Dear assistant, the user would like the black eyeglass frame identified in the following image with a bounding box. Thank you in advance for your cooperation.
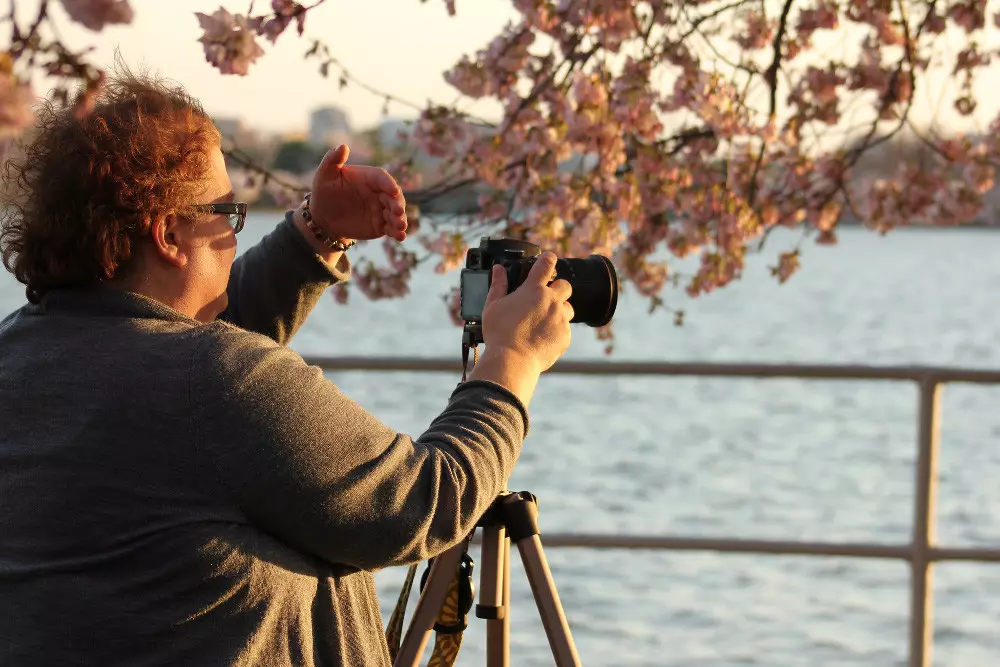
[192,202,248,233]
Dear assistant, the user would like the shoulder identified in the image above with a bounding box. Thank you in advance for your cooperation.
[187,320,320,393]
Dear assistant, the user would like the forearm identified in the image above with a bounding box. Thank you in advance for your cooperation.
[193,331,529,571]
[467,347,542,410]
[219,212,349,344]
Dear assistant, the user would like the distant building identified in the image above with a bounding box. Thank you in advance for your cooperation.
[377,118,410,149]
[308,107,352,149]
[212,117,242,142]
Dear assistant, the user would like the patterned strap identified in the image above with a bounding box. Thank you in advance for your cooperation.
[385,550,473,667]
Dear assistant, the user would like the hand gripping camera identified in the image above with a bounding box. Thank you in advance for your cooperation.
[459,237,619,348]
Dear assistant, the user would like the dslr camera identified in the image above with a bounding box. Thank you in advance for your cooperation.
[459,237,619,346]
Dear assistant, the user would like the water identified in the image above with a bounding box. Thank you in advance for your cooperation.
[2,215,998,666]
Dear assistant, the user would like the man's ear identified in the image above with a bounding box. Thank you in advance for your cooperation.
[149,213,188,269]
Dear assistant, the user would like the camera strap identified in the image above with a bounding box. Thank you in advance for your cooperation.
[385,340,480,666]
[460,332,478,382]
[385,534,476,667]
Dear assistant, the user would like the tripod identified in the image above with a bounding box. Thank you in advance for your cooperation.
[392,491,581,667]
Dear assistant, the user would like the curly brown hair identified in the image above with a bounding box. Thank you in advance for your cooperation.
[1,65,221,303]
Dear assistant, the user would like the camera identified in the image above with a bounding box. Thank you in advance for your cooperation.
[459,237,619,346]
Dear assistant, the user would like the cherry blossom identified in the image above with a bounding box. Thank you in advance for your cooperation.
[59,0,133,32]
[0,65,35,139]
[253,0,308,43]
[196,8,265,76]
[420,232,467,274]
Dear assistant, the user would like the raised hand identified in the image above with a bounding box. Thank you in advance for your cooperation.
[308,144,408,243]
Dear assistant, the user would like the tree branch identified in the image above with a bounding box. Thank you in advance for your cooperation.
[746,0,795,205]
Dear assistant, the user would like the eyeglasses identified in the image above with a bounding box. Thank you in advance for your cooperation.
[192,202,248,233]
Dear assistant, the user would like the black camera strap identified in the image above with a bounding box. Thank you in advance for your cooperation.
[459,341,479,384]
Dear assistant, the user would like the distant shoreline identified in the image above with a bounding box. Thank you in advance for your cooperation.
[245,205,1000,231]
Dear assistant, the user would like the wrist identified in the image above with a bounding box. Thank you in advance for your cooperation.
[292,196,354,264]
[467,346,541,409]
[299,193,356,252]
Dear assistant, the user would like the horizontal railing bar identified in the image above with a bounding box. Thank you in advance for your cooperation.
[473,533,912,559]
[930,546,1000,562]
[466,534,1000,562]
[304,357,1000,384]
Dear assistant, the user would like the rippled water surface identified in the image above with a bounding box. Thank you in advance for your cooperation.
[3,216,998,666]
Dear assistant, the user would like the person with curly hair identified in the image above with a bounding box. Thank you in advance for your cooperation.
[0,65,574,667]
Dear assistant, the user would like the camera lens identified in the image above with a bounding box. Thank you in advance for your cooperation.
[556,255,619,327]
[510,254,619,327]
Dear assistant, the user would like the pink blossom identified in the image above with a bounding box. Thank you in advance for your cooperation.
[196,8,266,76]
[420,232,467,274]
[567,206,626,258]
[770,251,800,284]
[526,213,567,248]
[872,11,905,46]
[331,283,349,305]
[382,238,419,273]
[735,11,774,50]
[812,201,841,232]
[60,0,133,32]
[925,9,947,34]
[796,1,838,39]
[0,71,35,138]
[847,37,892,98]
[444,26,533,99]
[413,106,472,158]
[254,0,307,43]
[948,1,986,32]
[381,157,424,191]
[444,287,463,326]
[513,0,558,32]
[353,259,411,300]
[615,253,668,298]
[610,58,663,142]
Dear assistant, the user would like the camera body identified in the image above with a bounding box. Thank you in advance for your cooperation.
[459,236,619,347]
[460,238,541,324]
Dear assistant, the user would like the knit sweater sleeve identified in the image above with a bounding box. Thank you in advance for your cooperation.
[188,325,529,571]
[218,211,350,345]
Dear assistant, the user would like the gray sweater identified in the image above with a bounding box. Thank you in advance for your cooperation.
[0,215,529,666]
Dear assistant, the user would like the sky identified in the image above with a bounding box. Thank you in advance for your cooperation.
[34,0,519,134]
[20,1,1000,140]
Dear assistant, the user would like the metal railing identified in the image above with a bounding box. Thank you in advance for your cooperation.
[304,355,1000,667]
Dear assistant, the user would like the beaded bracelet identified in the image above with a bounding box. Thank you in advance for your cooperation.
[301,193,356,252]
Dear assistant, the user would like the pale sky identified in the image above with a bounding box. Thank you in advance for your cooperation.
[21,1,1000,139]
[33,0,519,134]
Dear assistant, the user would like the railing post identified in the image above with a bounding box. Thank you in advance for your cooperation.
[910,378,941,667]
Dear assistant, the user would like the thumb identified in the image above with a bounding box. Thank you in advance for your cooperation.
[527,251,558,286]
[483,265,507,307]
[316,144,350,176]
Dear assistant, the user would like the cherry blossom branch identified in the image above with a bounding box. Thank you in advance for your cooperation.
[747,0,796,205]
[223,145,308,195]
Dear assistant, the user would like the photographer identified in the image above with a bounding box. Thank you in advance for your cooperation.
[0,68,572,667]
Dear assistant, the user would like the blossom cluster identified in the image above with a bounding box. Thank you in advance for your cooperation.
[385,0,1000,328]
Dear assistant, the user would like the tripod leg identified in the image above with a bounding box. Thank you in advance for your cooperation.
[393,541,465,667]
[515,535,581,667]
[501,493,581,667]
[501,535,511,666]
[477,524,507,667]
